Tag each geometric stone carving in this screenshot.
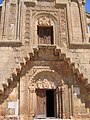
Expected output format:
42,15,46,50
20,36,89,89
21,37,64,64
60,8,67,46
38,16,52,26
28,69,62,90
24,7,31,42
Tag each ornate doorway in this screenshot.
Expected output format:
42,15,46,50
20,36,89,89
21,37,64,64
36,89,46,118
28,70,73,119
37,26,53,44
36,89,56,118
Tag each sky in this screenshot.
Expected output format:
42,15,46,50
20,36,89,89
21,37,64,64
85,0,90,13
0,0,90,13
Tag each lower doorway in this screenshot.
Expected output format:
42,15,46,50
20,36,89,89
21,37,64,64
36,89,56,118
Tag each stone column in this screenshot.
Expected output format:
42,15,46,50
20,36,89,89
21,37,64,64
20,77,28,120
79,2,87,42
68,85,72,118
71,85,74,117
60,79,66,119
66,2,73,43
2,0,8,39
29,88,35,120
58,87,61,118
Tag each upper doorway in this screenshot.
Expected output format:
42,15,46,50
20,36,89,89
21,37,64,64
36,89,56,118
37,26,54,44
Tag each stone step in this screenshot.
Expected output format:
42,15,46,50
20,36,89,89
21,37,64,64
34,118,74,120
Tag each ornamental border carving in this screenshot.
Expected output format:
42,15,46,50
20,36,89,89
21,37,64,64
28,68,62,90
24,7,31,42
38,16,52,26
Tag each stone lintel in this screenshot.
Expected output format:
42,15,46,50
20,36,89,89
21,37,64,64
69,43,90,49
55,0,69,6
37,44,57,49
0,40,22,47
23,0,37,6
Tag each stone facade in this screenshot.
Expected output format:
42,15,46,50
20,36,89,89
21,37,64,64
0,0,90,120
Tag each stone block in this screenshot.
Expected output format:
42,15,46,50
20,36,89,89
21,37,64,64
55,0,68,5
23,0,37,5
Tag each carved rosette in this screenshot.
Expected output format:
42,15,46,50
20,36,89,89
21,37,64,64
60,8,67,46
8,4,16,40
24,7,31,42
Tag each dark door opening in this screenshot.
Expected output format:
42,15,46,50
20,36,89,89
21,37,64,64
46,90,55,117
37,26,53,44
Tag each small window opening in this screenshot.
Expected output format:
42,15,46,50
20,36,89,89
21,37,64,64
37,26,54,45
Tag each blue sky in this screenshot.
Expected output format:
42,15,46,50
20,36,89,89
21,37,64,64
85,0,90,13
0,0,90,13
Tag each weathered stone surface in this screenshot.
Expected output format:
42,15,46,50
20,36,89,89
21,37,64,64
0,0,90,120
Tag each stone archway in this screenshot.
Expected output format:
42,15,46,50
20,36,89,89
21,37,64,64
28,69,71,119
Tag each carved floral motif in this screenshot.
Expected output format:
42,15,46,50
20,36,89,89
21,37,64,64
28,68,62,90
60,8,67,46
38,16,51,26
24,7,31,43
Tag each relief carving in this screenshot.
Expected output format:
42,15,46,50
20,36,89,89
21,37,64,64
38,16,51,26
60,8,67,46
24,7,31,44
28,68,62,90
8,4,16,40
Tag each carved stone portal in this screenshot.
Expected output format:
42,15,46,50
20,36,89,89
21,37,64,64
27,69,72,119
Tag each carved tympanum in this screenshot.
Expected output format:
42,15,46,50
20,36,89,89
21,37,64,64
28,69,63,90
38,16,51,26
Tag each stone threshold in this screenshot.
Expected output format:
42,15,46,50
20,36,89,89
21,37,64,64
34,118,74,120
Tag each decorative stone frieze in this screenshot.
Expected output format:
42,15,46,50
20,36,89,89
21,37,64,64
28,68,62,90
60,8,67,46
38,16,52,26
24,7,31,42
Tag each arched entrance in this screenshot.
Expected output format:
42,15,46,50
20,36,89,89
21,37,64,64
28,70,71,119
36,89,55,118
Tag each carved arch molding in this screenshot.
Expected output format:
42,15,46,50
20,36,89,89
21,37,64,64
28,68,63,90
27,67,70,119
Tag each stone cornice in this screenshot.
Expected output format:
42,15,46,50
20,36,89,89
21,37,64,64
86,12,90,18
69,43,90,49
0,40,22,47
